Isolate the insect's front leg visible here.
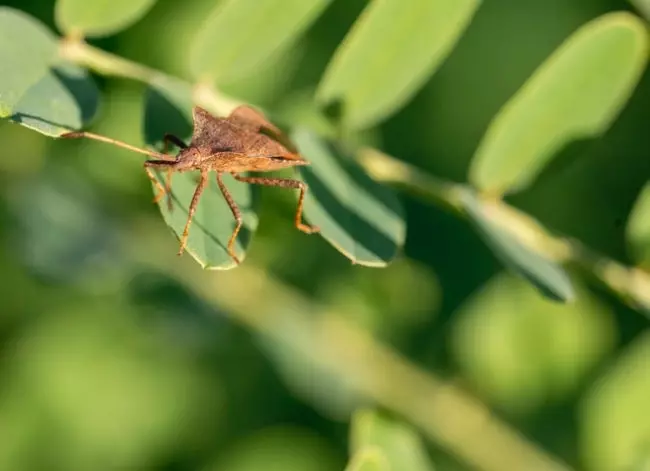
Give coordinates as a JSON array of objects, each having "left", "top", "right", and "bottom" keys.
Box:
[{"left": 144, "top": 160, "right": 176, "bottom": 206}]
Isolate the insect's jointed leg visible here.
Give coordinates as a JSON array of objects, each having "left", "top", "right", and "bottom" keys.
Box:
[
  {"left": 179, "top": 170, "right": 209, "bottom": 256},
  {"left": 144, "top": 160, "right": 172, "bottom": 204},
  {"left": 232, "top": 174, "right": 319, "bottom": 234},
  {"left": 216, "top": 172, "right": 243, "bottom": 264}
]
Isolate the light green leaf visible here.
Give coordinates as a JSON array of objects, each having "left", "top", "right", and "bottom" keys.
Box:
[
  {"left": 55, "top": 0, "right": 157, "bottom": 38},
  {"left": 627, "top": 183, "right": 650, "bottom": 269},
  {"left": 0, "top": 7, "right": 57, "bottom": 116},
  {"left": 142, "top": 77, "right": 260, "bottom": 269},
  {"left": 470, "top": 12, "right": 649, "bottom": 194},
  {"left": 345, "top": 448, "right": 390, "bottom": 471},
  {"left": 190, "top": 0, "right": 331, "bottom": 83},
  {"left": 291, "top": 128, "right": 405, "bottom": 267},
  {"left": 461, "top": 190, "right": 575, "bottom": 302},
  {"left": 316, "top": 0, "right": 480, "bottom": 130},
  {"left": 350, "top": 409, "right": 434, "bottom": 471}
]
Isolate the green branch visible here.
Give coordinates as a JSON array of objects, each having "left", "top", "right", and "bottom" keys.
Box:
[{"left": 59, "top": 36, "right": 650, "bottom": 313}]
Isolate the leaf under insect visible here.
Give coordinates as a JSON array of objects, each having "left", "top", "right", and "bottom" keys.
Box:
[{"left": 142, "top": 77, "right": 260, "bottom": 269}]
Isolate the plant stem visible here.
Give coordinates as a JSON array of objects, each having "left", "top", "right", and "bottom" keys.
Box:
[{"left": 58, "top": 38, "right": 241, "bottom": 114}]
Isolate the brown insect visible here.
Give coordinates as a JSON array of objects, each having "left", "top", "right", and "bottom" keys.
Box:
[{"left": 62, "top": 105, "right": 319, "bottom": 264}]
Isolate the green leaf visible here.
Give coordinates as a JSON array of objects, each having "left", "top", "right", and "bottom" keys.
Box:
[
  {"left": 316, "top": 0, "right": 480, "bottom": 130},
  {"left": 345, "top": 448, "right": 390, "bottom": 471},
  {"left": 461, "top": 190, "right": 575, "bottom": 302},
  {"left": 627, "top": 183, "right": 650, "bottom": 269},
  {"left": 0, "top": 8, "right": 99, "bottom": 136},
  {"left": 190, "top": 0, "right": 332, "bottom": 83},
  {"left": 142, "top": 77, "right": 260, "bottom": 269},
  {"left": 55, "top": 0, "right": 157, "bottom": 38},
  {"left": 350, "top": 409, "right": 434, "bottom": 471},
  {"left": 291, "top": 128, "right": 405, "bottom": 267},
  {"left": 470, "top": 12, "right": 649, "bottom": 194},
  {"left": 0, "top": 7, "right": 57, "bottom": 116},
  {"left": 10, "top": 64, "right": 100, "bottom": 137}
]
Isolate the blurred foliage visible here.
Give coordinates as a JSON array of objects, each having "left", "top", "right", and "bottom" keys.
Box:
[{"left": 0, "top": 0, "right": 649, "bottom": 470}]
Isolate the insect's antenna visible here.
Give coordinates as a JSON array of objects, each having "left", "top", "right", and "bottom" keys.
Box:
[{"left": 61, "top": 131, "right": 176, "bottom": 161}]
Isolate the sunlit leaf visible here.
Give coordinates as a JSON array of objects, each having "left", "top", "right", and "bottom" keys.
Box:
[
  {"left": 291, "top": 128, "right": 405, "bottom": 267},
  {"left": 345, "top": 448, "right": 390, "bottom": 471},
  {"left": 55, "top": 0, "right": 158, "bottom": 38},
  {"left": 316, "top": 0, "right": 480, "bottom": 130},
  {"left": 350, "top": 409, "right": 434, "bottom": 471},
  {"left": 470, "top": 12, "right": 649, "bottom": 194},
  {"left": 627, "top": 183, "right": 650, "bottom": 269},
  {"left": 0, "top": 7, "right": 57, "bottom": 116},
  {"left": 190, "top": 0, "right": 332, "bottom": 83},
  {"left": 142, "top": 77, "right": 260, "bottom": 269},
  {"left": 461, "top": 190, "right": 575, "bottom": 302}
]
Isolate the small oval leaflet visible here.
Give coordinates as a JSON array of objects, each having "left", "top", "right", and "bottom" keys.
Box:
[
  {"left": 291, "top": 128, "right": 406, "bottom": 267},
  {"left": 469, "top": 12, "right": 649, "bottom": 194},
  {"left": 55, "top": 0, "right": 158, "bottom": 38},
  {"left": 461, "top": 190, "right": 575, "bottom": 302}
]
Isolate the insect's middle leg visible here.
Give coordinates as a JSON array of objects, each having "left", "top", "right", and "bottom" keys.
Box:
[
  {"left": 178, "top": 170, "right": 209, "bottom": 256},
  {"left": 232, "top": 174, "right": 319, "bottom": 234},
  {"left": 216, "top": 172, "right": 243, "bottom": 264}
]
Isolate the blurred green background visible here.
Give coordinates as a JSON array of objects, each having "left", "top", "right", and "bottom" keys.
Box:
[{"left": 0, "top": 0, "right": 649, "bottom": 470}]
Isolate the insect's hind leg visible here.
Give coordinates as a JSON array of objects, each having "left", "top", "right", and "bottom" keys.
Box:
[
  {"left": 232, "top": 174, "right": 319, "bottom": 234},
  {"left": 216, "top": 172, "right": 243, "bottom": 264}
]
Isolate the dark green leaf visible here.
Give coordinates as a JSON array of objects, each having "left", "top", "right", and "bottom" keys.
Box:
[
  {"left": 350, "top": 409, "right": 434, "bottom": 471},
  {"left": 316, "top": 0, "right": 480, "bottom": 130},
  {"left": 143, "top": 77, "right": 260, "bottom": 269},
  {"left": 461, "top": 190, "right": 575, "bottom": 302},
  {"left": 469, "top": 12, "right": 649, "bottom": 194},
  {"left": 55, "top": 0, "right": 157, "bottom": 37},
  {"left": 190, "top": 0, "right": 332, "bottom": 83},
  {"left": 291, "top": 128, "right": 405, "bottom": 267},
  {"left": 627, "top": 182, "right": 650, "bottom": 269}
]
